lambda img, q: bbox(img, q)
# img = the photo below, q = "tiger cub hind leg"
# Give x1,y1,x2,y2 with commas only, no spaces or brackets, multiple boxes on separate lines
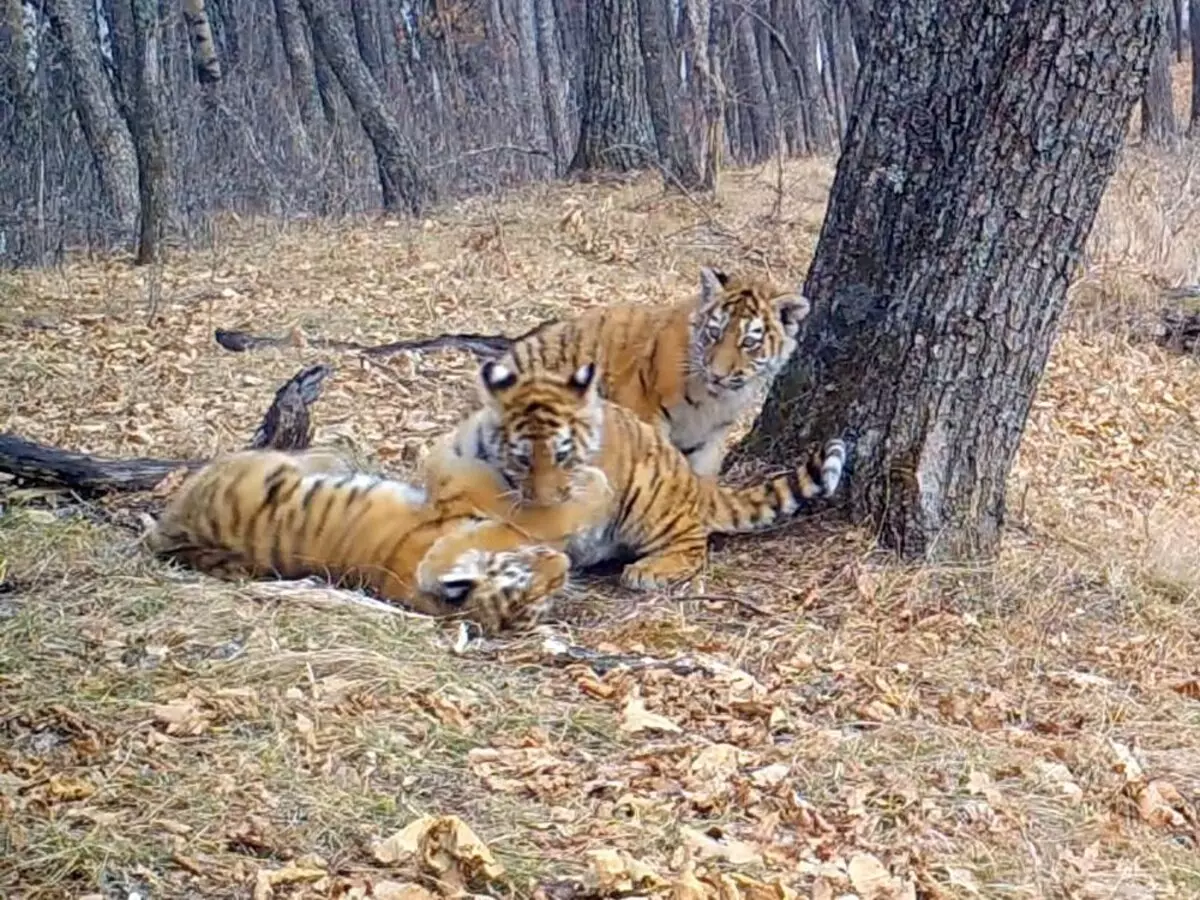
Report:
419,545,572,634
613,523,709,591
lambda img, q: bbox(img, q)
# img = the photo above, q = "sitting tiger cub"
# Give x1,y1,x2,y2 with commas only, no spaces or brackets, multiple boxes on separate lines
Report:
497,267,810,477
424,360,845,590
146,447,611,633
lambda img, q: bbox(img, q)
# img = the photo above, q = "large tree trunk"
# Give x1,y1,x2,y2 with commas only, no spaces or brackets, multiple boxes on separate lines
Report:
44,0,140,236
1191,0,1200,135
638,0,702,188
1,0,43,263
513,0,551,158
273,0,320,128
735,0,1161,561
127,0,171,265
568,0,656,174
1142,0,1178,146
182,0,221,84
299,0,433,215
533,0,571,172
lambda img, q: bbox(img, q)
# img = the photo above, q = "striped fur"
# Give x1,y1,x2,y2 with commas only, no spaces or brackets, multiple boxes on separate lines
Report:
499,267,810,477
146,447,612,633
425,360,846,590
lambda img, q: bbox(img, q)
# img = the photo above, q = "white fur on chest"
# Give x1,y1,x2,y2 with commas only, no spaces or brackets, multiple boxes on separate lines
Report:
666,387,753,450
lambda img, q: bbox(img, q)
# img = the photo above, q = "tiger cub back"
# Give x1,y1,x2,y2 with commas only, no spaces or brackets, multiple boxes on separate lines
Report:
498,267,809,476
147,448,609,633
425,359,845,590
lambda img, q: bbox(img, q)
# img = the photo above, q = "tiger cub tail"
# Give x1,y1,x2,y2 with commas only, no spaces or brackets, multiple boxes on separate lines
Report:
698,438,846,534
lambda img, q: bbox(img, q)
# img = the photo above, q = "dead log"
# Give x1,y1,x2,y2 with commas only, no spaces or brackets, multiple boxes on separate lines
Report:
0,364,333,495
212,321,559,360
1156,309,1200,353
249,362,332,450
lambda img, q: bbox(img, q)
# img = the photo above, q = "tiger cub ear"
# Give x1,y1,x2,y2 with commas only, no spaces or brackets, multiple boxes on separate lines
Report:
699,266,730,304
480,360,519,397
776,292,812,336
565,361,598,397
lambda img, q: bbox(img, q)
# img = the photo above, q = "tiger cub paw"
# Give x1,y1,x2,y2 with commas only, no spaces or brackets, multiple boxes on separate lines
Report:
619,553,703,591
436,546,571,634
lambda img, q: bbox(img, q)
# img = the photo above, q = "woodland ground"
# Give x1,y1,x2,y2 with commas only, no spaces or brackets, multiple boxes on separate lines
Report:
3,77,1200,900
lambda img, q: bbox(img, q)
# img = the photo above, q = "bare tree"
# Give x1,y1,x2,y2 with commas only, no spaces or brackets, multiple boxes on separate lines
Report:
569,0,656,173
1191,0,1200,134
298,0,432,215
638,0,702,187
533,0,572,171
736,0,1161,560
1142,0,1178,147
182,0,221,84
44,0,139,235
126,0,171,264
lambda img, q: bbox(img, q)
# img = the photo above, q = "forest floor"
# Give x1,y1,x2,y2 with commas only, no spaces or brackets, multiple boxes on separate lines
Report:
4,126,1200,899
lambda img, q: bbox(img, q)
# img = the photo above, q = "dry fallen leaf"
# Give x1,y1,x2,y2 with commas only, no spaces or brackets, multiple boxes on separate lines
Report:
372,881,439,900
674,862,710,900
46,773,96,802
372,814,505,893
681,826,762,866
750,763,789,788
620,688,682,735
1135,778,1192,830
587,847,667,894
847,854,915,900
152,696,209,736
252,863,327,900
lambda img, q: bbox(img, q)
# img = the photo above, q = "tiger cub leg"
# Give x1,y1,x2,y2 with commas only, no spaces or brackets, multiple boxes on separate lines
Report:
684,437,728,479
620,523,709,591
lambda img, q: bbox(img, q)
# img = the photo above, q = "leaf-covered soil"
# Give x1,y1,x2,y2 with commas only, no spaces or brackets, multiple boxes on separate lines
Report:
2,146,1199,899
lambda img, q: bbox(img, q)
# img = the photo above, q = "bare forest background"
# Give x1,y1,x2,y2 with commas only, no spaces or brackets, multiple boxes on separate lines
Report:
1,0,1196,268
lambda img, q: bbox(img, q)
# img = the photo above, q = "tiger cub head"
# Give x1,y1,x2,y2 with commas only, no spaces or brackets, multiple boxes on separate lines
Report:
477,359,605,506
689,267,811,395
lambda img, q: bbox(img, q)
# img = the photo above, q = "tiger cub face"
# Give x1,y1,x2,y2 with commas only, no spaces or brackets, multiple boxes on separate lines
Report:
689,267,811,395
477,359,604,506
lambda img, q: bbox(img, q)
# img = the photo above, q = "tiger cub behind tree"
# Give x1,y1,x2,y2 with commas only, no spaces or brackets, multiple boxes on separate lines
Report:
498,267,810,477
424,359,846,590
146,447,612,633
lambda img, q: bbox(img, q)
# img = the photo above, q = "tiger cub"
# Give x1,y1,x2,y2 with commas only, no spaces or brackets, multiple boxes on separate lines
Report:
498,267,810,477
424,360,845,590
146,447,611,633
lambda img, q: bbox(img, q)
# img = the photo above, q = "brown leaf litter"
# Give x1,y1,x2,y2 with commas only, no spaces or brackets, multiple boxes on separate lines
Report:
3,138,1200,898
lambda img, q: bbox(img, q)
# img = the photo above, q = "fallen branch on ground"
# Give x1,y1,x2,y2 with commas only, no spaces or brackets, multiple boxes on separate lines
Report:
212,319,558,360
0,364,333,495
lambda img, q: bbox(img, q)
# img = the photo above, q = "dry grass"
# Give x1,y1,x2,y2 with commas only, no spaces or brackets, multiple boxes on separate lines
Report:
3,76,1200,899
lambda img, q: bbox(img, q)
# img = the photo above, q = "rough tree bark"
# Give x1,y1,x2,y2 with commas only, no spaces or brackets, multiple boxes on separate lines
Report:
127,0,171,265
182,0,221,84
513,0,551,157
568,0,657,174
734,0,1161,561
299,0,433,215
1173,0,1184,60
638,0,702,187
273,0,321,130
44,0,140,235
1,0,43,263
1190,0,1200,134
533,0,571,171
1142,0,1178,147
